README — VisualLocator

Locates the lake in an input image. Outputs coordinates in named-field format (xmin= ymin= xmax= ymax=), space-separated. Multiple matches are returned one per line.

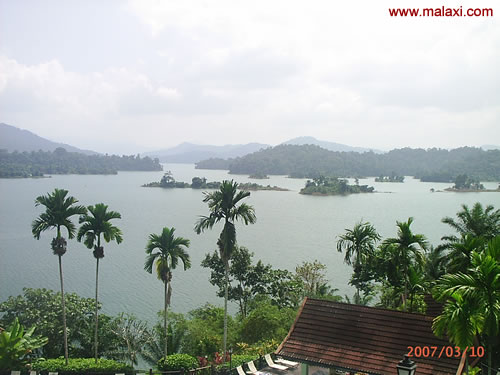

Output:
xmin=1 ymin=164 xmax=499 ymax=325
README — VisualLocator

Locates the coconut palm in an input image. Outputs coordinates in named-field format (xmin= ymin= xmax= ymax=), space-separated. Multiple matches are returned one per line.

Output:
xmin=194 ymin=180 xmax=256 ymax=358
xmin=145 ymin=227 xmax=190 ymax=358
xmin=31 ymin=188 xmax=86 ymax=364
xmin=433 ymin=237 xmax=500 ymax=375
xmin=381 ymin=217 xmax=428 ymax=310
xmin=77 ymin=203 xmax=123 ymax=362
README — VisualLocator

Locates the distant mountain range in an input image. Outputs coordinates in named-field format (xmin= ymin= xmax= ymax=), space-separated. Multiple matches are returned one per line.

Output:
xmin=282 ymin=136 xmax=383 ymax=153
xmin=142 ymin=142 xmax=271 ymax=163
xmin=482 ymin=144 xmax=500 ymax=151
xmin=0 ymin=123 xmax=98 ymax=155
xmin=143 ymin=136 xmax=382 ymax=163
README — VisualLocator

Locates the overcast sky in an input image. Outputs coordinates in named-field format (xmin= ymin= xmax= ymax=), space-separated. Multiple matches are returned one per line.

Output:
xmin=1 ymin=0 xmax=499 ymax=154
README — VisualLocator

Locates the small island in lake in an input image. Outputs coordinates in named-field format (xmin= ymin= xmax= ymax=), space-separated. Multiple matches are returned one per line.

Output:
xmin=300 ymin=176 xmax=374 ymax=196
xmin=444 ymin=174 xmax=499 ymax=193
xmin=248 ymin=173 xmax=269 ymax=179
xmin=375 ymin=174 xmax=404 ymax=183
xmin=143 ymin=172 xmax=288 ymax=191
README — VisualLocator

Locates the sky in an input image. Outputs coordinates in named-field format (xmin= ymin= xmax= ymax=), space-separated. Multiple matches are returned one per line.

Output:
xmin=0 ymin=0 xmax=499 ymax=154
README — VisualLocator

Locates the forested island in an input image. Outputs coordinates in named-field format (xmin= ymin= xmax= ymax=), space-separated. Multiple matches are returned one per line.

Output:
xmin=375 ymin=174 xmax=404 ymax=183
xmin=444 ymin=174 xmax=500 ymax=192
xmin=248 ymin=173 xmax=269 ymax=179
xmin=300 ymin=176 xmax=374 ymax=195
xmin=195 ymin=145 xmax=500 ymax=181
xmin=143 ymin=172 xmax=288 ymax=191
xmin=0 ymin=147 xmax=162 ymax=177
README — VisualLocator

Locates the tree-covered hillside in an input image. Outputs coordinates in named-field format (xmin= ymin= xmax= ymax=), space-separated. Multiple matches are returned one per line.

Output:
xmin=0 ymin=147 xmax=163 ymax=177
xmin=195 ymin=145 xmax=500 ymax=181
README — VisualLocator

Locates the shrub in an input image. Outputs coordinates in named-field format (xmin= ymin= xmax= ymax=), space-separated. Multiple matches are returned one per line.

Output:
xmin=216 ymin=354 xmax=259 ymax=370
xmin=157 ymin=354 xmax=199 ymax=372
xmin=31 ymin=358 xmax=133 ymax=374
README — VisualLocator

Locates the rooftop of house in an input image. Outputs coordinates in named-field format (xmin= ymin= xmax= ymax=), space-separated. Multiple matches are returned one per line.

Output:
xmin=276 ymin=298 xmax=462 ymax=375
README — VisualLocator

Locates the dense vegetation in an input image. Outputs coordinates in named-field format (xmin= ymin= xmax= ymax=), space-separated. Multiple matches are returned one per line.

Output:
xmin=0 ymin=147 xmax=162 ymax=177
xmin=1 ymin=182 xmax=499 ymax=374
xmin=143 ymin=173 xmax=288 ymax=191
xmin=195 ymin=145 xmax=500 ymax=181
xmin=375 ymin=174 xmax=404 ymax=182
xmin=300 ymin=176 xmax=374 ymax=195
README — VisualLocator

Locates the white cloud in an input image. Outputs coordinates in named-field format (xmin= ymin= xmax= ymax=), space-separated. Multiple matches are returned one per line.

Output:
xmin=0 ymin=1 xmax=499 ymax=152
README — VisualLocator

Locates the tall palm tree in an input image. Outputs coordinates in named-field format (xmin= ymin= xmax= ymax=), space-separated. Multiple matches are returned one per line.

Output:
xmin=337 ymin=221 xmax=380 ymax=298
xmin=31 ymin=188 xmax=86 ymax=364
xmin=77 ymin=203 xmax=123 ymax=362
xmin=144 ymin=227 xmax=191 ymax=358
xmin=433 ymin=237 xmax=500 ymax=375
xmin=381 ymin=217 xmax=428 ymax=310
xmin=194 ymin=180 xmax=256 ymax=358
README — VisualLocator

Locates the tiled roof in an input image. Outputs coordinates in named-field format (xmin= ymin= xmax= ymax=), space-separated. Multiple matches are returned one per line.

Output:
xmin=424 ymin=294 xmax=444 ymax=318
xmin=276 ymin=298 xmax=461 ymax=375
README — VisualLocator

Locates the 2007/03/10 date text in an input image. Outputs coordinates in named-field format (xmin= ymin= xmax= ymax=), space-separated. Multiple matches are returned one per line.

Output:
xmin=407 ymin=346 xmax=485 ymax=358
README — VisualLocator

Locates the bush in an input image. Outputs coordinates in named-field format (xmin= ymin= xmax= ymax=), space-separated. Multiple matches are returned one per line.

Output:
xmin=216 ymin=355 xmax=259 ymax=370
xmin=31 ymin=358 xmax=133 ymax=374
xmin=157 ymin=354 xmax=199 ymax=372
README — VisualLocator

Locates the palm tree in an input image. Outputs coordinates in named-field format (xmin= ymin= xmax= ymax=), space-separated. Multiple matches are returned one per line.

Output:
xmin=77 ymin=203 xmax=123 ymax=362
xmin=337 ymin=221 xmax=380 ymax=298
xmin=433 ymin=237 xmax=500 ymax=375
xmin=145 ymin=227 xmax=191 ymax=358
xmin=441 ymin=202 xmax=500 ymax=243
xmin=423 ymin=245 xmax=448 ymax=283
xmin=194 ymin=180 xmax=256 ymax=358
xmin=31 ymin=188 xmax=86 ymax=364
xmin=381 ymin=217 xmax=428 ymax=310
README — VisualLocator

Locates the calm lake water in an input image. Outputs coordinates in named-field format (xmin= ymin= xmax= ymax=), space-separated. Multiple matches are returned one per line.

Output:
xmin=1 ymin=164 xmax=499 ymax=324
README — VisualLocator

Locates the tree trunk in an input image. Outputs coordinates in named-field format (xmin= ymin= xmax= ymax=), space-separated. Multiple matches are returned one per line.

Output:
xmin=487 ymin=341 xmax=492 ymax=375
xmin=58 ymin=254 xmax=69 ymax=364
xmin=403 ymin=262 xmax=408 ymax=311
xmin=223 ymin=265 xmax=229 ymax=362
xmin=94 ymin=256 xmax=100 ymax=363
xmin=167 ymin=280 xmax=168 ymax=358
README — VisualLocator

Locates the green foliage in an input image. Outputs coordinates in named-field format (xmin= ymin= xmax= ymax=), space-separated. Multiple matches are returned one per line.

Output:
xmin=441 ymin=202 xmax=500 ymax=242
xmin=157 ymin=353 xmax=198 ymax=371
xmin=196 ymin=144 xmax=500 ymax=181
xmin=380 ymin=218 xmax=428 ymax=309
xmin=453 ymin=174 xmax=484 ymax=190
xmin=0 ymin=148 xmax=162 ymax=177
xmin=77 ymin=203 xmax=123 ymax=252
xmin=201 ymin=246 xmax=273 ymax=317
xmin=140 ymin=312 xmax=188 ymax=367
xmin=0 ymin=288 xmax=99 ymax=358
xmin=31 ymin=358 xmax=132 ymax=374
xmin=337 ymin=221 xmax=380 ymax=300
xmin=235 ymin=339 xmax=281 ymax=356
xmin=300 ymin=176 xmax=374 ymax=195
xmin=0 ymin=318 xmax=48 ymax=370
xmin=216 ymin=354 xmax=258 ymax=370
xmin=109 ymin=313 xmax=151 ymax=366
xmin=238 ymin=300 xmax=295 ymax=344
xmin=294 ymin=260 xmax=342 ymax=301
xmin=375 ymin=174 xmax=404 ymax=182
xmin=32 ymin=188 xmax=87 ymax=242
xmin=433 ymin=237 xmax=500 ymax=372
xmin=181 ymin=305 xmax=230 ymax=357
xmin=145 ymin=174 xmax=285 ymax=191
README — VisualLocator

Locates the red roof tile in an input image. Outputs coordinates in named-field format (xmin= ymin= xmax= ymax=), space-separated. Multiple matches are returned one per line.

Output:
xmin=276 ymin=298 xmax=461 ymax=375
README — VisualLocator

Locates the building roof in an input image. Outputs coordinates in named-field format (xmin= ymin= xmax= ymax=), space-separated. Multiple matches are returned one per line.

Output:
xmin=276 ymin=298 xmax=461 ymax=375
xmin=424 ymin=294 xmax=444 ymax=318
